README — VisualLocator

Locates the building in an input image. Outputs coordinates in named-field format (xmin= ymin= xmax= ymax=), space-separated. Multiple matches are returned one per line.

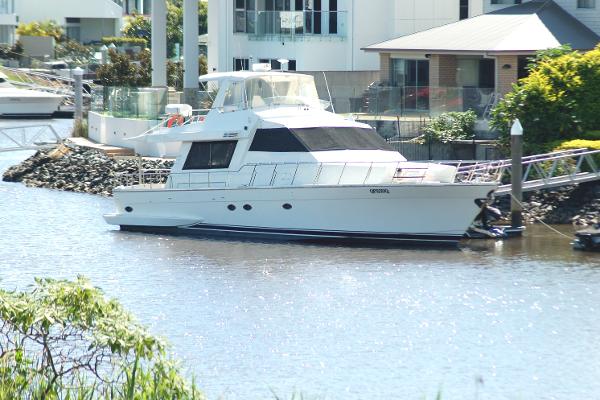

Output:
xmin=0 ymin=0 xmax=16 ymax=45
xmin=14 ymin=0 xmax=123 ymax=44
xmin=206 ymin=0 xmax=506 ymax=112
xmin=363 ymin=0 xmax=600 ymax=117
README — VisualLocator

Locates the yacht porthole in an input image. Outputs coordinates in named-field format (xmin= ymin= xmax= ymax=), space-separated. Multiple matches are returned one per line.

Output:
xmin=283 ymin=203 xmax=292 ymax=210
xmin=243 ymin=204 xmax=252 ymax=211
xmin=227 ymin=204 xmax=236 ymax=211
xmin=124 ymin=206 xmax=133 ymax=213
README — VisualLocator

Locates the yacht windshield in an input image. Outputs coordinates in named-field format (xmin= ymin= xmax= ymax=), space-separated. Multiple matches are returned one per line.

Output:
xmin=245 ymin=75 xmax=320 ymax=109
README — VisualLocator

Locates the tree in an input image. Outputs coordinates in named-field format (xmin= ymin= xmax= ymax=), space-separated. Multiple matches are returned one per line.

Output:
xmin=121 ymin=0 xmax=207 ymax=58
xmin=490 ymin=45 xmax=600 ymax=154
xmin=0 ymin=276 xmax=203 ymax=399
xmin=16 ymin=20 xmax=64 ymax=42
xmin=96 ymin=49 xmax=151 ymax=87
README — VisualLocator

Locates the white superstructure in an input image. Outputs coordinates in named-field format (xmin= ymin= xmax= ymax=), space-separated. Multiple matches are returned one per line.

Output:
xmin=104 ymin=70 xmax=496 ymax=245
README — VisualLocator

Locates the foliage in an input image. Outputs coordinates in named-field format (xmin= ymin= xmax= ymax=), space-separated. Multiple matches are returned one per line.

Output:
xmin=54 ymin=40 xmax=95 ymax=65
xmin=553 ymin=139 xmax=600 ymax=151
xmin=419 ymin=110 xmax=477 ymax=144
xmin=525 ymin=44 xmax=574 ymax=71
xmin=98 ymin=48 xmax=207 ymax=88
xmin=122 ymin=0 xmax=207 ymax=58
xmin=0 ymin=276 xmax=203 ymax=399
xmin=0 ymin=41 xmax=23 ymax=61
xmin=101 ymin=36 xmax=148 ymax=48
xmin=96 ymin=49 xmax=151 ymax=87
xmin=490 ymin=45 xmax=600 ymax=154
xmin=16 ymin=20 xmax=64 ymax=42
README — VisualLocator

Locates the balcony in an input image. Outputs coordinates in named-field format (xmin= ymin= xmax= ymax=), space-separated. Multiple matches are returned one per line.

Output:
xmin=235 ymin=10 xmax=347 ymax=40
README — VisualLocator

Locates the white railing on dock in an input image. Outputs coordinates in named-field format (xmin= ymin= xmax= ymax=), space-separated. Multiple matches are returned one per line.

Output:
xmin=115 ymin=161 xmax=439 ymax=189
xmin=454 ymin=148 xmax=600 ymax=194
xmin=0 ymin=124 xmax=63 ymax=152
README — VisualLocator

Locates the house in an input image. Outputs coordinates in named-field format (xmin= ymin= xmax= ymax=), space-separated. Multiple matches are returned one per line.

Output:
xmin=208 ymin=0 xmax=488 ymax=112
xmin=0 ymin=0 xmax=16 ymax=45
xmin=14 ymin=0 xmax=124 ymax=44
xmin=363 ymin=0 xmax=600 ymax=117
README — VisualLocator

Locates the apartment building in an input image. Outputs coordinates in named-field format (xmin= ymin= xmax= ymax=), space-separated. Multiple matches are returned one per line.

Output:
xmin=14 ymin=0 xmax=123 ymax=44
xmin=0 ymin=0 xmax=16 ymax=44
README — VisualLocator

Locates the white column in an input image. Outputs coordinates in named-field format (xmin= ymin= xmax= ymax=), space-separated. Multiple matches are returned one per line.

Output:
xmin=183 ymin=0 xmax=199 ymax=105
xmin=151 ymin=0 xmax=167 ymax=87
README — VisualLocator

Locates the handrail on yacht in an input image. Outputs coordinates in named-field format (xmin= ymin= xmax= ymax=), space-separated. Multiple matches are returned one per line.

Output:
xmin=114 ymin=161 xmax=445 ymax=190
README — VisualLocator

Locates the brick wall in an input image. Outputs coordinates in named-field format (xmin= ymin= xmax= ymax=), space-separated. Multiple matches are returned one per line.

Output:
xmin=496 ymin=55 xmax=519 ymax=97
xmin=430 ymin=54 xmax=457 ymax=87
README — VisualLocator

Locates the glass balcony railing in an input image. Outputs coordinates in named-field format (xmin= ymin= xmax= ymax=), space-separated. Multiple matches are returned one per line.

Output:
xmin=235 ymin=10 xmax=347 ymax=39
xmin=91 ymin=86 xmax=168 ymax=120
xmin=323 ymin=85 xmax=497 ymax=117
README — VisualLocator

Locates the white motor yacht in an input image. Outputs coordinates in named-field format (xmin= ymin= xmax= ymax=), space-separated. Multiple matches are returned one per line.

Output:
xmin=0 ymin=72 xmax=63 ymax=117
xmin=104 ymin=70 xmax=497 ymax=245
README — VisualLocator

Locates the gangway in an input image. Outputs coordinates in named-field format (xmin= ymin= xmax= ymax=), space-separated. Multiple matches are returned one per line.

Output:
xmin=454 ymin=148 xmax=600 ymax=195
xmin=0 ymin=124 xmax=63 ymax=152
xmin=0 ymin=66 xmax=95 ymax=106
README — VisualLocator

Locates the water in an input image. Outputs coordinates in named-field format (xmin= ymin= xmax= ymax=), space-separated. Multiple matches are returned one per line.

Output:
xmin=1 ymin=120 xmax=599 ymax=400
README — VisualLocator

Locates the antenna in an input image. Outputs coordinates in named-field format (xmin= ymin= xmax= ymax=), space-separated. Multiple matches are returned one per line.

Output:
xmin=322 ymin=71 xmax=335 ymax=113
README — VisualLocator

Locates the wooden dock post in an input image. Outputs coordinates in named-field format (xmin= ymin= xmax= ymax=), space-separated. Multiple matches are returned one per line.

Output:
xmin=510 ymin=119 xmax=523 ymax=228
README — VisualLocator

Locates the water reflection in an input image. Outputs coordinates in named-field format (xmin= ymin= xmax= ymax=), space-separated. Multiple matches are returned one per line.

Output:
xmin=1 ymin=121 xmax=599 ymax=400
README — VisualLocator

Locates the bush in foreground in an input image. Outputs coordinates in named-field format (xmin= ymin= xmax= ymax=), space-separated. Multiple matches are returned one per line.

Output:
xmin=0 ymin=276 xmax=203 ymax=400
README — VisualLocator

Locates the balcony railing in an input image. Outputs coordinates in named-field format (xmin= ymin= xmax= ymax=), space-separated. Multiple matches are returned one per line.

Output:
xmin=235 ymin=10 xmax=347 ymax=39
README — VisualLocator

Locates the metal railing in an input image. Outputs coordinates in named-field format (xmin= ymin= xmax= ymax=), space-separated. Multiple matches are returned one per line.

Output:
xmin=0 ymin=124 xmax=62 ymax=152
xmin=115 ymin=161 xmax=444 ymax=190
xmin=237 ymin=10 xmax=347 ymax=39
xmin=454 ymin=148 xmax=600 ymax=194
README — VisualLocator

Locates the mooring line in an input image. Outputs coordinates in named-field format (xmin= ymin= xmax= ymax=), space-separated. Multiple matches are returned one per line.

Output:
xmin=510 ymin=194 xmax=573 ymax=240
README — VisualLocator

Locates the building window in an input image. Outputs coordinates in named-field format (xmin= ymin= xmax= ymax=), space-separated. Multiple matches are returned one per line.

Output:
xmin=183 ymin=141 xmax=238 ymax=170
xmin=234 ymin=0 xmax=256 ymax=33
xmin=233 ymin=58 xmax=249 ymax=71
xmin=578 ymin=0 xmax=596 ymax=8
xmin=390 ymin=59 xmax=430 ymax=111
xmin=459 ymin=0 xmax=469 ymax=19
xmin=258 ymin=58 xmax=297 ymax=70
xmin=491 ymin=0 xmax=521 ymax=4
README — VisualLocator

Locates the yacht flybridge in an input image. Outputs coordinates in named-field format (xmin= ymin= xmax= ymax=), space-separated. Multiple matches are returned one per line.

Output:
xmin=104 ymin=71 xmax=497 ymax=245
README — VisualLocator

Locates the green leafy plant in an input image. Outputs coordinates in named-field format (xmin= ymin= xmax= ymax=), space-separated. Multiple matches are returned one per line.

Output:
xmin=419 ymin=110 xmax=477 ymax=144
xmin=101 ymin=36 xmax=148 ymax=48
xmin=16 ymin=20 xmax=64 ymax=42
xmin=0 ymin=276 xmax=203 ymax=399
xmin=490 ymin=45 xmax=600 ymax=154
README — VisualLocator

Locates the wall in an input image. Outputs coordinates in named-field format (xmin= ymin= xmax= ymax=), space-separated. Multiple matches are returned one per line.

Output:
xmin=15 ymin=0 xmax=122 ymax=22
xmin=20 ymin=35 xmax=55 ymax=58
xmin=79 ymin=18 xmax=118 ymax=44
xmin=392 ymin=0 xmax=459 ymax=37
xmin=88 ymin=112 xmax=180 ymax=158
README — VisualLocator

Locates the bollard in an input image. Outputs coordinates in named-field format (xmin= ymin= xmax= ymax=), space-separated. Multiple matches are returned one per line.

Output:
xmin=73 ymin=67 xmax=84 ymax=122
xmin=510 ymin=119 xmax=523 ymax=228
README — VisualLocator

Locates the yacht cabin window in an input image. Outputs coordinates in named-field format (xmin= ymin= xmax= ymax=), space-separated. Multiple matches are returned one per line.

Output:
xmin=183 ymin=141 xmax=238 ymax=170
xmin=249 ymin=127 xmax=394 ymax=152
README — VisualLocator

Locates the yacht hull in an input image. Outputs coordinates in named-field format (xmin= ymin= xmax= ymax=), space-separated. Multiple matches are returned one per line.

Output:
xmin=0 ymin=93 xmax=63 ymax=117
xmin=105 ymin=183 xmax=496 ymax=245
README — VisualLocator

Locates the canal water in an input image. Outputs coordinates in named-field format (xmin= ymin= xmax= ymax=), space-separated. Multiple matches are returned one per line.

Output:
xmin=0 ymin=120 xmax=598 ymax=400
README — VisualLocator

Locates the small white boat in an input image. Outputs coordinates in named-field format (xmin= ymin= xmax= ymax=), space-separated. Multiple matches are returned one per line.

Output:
xmin=104 ymin=70 xmax=497 ymax=245
xmin=0 ymin=72 xmax=63 ymax=117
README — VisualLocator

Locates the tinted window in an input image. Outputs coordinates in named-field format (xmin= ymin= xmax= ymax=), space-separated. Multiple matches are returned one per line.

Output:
xmin=183 ymin=141 xmax=237 ymax=169
xmin=249 ymin=127 xmax=393 ymax=152
xmin=250 ymin=128 xmax=308 ymax=152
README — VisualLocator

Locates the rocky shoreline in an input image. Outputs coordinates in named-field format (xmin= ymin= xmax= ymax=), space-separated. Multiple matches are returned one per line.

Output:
xmin=2 ymin=143 xmax=173 ymax=196
xmin=2 ymin=143 xmax=598 ymax=226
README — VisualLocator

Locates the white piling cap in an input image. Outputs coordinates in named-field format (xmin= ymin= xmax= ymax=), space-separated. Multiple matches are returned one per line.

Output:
xmin=72 ymin=67 xmax=84 ymax=76
xmin=511 ymin=119 xmax=523 ymax=136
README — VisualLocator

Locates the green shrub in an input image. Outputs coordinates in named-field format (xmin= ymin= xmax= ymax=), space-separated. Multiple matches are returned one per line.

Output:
xmin=491 ymin=45 xmax=600 ymax=154
xmin=101 ymin=36 xmax=148 ymax=47
xmin=553 ymin=139 xmax=600 ymax=152
xmin=16 ymin=20 xmax=64 ymax=42
xmin=421 ymin=110 xmax=476 ymax=143
xmin=0 ymin=276 xmax=203 ymax=399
